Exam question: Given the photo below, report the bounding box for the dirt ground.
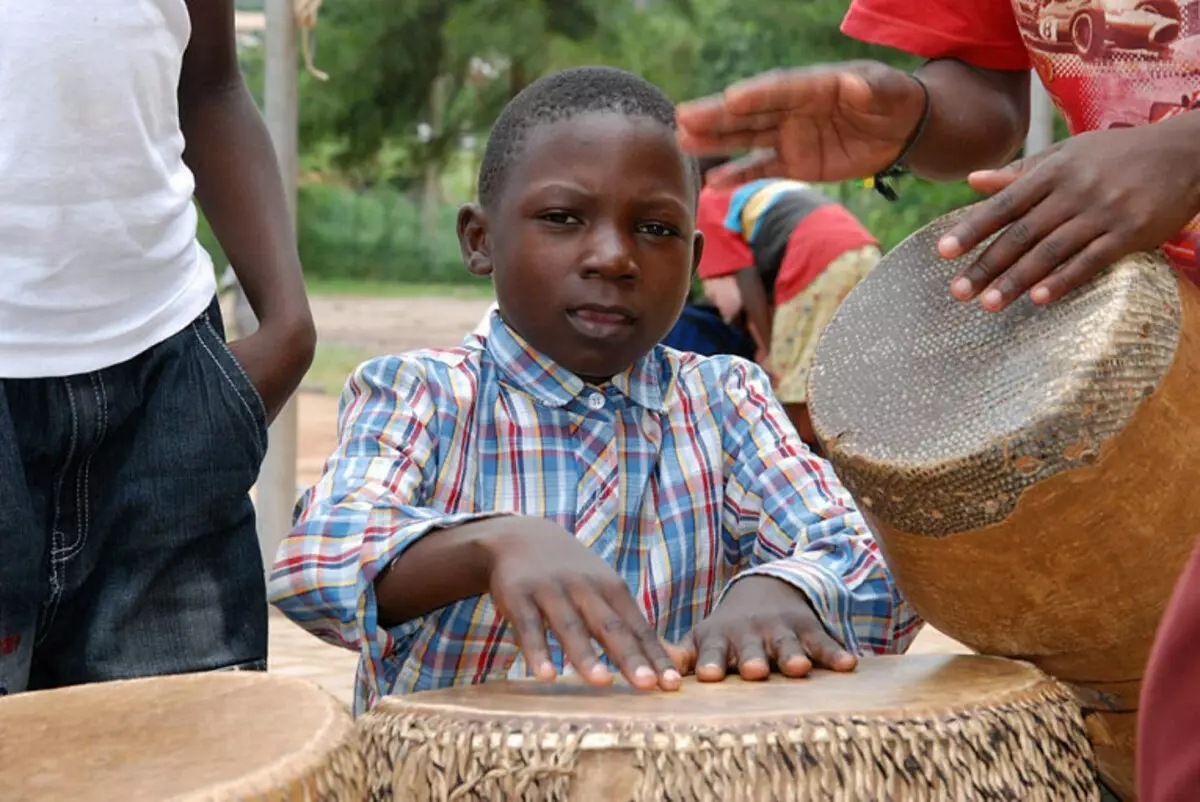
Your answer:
[308,294,493,355]
[295,295,492,487]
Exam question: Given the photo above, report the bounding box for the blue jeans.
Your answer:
[0,297,269,694]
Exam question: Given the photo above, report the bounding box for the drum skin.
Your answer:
[359,654,1098,801]
[808,208,1200,800]
[0,672,367,801]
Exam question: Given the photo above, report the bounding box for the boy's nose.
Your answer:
[579,225,639,280]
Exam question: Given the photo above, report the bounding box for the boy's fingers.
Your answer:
[767,627,813,678]
[504,593,556,682]
[695,632,732,682]
[599,582,683,690]
[663,637,697,676]
[572,585,660,691]
[733,634,770,681]
[536,586,611,687]
[800,628,857,672]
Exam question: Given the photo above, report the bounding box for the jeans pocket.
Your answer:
[191,308,269,454]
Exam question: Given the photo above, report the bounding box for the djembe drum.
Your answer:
[0,672,367,800]
[358,654,1098,801]
[807,207,1200,800]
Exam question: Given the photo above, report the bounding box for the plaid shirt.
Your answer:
[269,312,922,714]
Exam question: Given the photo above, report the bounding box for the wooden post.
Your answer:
[1026,70,1055,157]
[254,0,300,574]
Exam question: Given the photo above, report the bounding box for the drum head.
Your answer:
[0,672,364,801]
[383,654,1051,724]
[808,206,1181,536]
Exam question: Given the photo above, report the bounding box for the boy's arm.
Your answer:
[718,360,922,655]
[268,356,504,660]
[179,0,315,420]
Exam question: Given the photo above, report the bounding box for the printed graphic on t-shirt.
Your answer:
[1009,0,1200,274]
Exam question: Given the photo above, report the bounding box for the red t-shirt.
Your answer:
[842,0,1200,283]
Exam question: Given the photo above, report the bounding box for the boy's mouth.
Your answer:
[567,304,636,338]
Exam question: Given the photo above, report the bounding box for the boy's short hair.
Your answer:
[478,66,700,209]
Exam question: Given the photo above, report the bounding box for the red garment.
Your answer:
[841,0,1200,283]
[1139,540,1200,802]
[774,207,878,304]
[695,185,878,303]
[696,186,754,280]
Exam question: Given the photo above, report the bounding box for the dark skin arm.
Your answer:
[375,516,683,692]
[675,58,1029,186]
[180,0,316,420]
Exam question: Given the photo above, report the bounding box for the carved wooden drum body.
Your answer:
[808,208,1200,799]
[0,672,367,801]
[360,654,1098,801]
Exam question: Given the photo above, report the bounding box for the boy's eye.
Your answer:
[539,211,581,225]
[638,222,678,238]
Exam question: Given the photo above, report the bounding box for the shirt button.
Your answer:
[586,392,605,410]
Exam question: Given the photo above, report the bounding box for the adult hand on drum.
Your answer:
[479,517,683,692]
[939,116,1200,311]
[665,577,857,681]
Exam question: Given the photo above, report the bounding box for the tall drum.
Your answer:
[0,672,366,800]
[807,207,1200,799]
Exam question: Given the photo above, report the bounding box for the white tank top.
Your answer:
[0,0,217,377]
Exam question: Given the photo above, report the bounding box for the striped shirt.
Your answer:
[269,311,922,714]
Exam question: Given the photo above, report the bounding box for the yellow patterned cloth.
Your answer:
[768,245,881,404]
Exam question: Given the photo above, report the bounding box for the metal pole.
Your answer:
[1026,70,1055,157]
[256,0,300,574]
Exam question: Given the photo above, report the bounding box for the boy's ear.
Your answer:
[690,230,705,277]
[457,203,493,277]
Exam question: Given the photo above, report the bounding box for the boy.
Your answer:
[0,1,314,695]
[269,66,921,715]
[692,157,880,449]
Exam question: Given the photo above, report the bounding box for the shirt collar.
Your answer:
[482,308,667,413]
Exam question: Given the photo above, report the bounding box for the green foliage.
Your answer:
[296,183,464,282]
[214,0,1063,285]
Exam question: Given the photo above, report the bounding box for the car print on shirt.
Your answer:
[1015,0,1182,61]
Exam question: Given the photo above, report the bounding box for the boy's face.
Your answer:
[459,112,702,382]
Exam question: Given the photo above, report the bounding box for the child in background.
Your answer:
[694,159,881,451]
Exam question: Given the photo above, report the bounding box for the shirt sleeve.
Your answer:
[697,187,755,280]
[717,358,923,654]
[841,0,1031,71]
[267,355,503,699]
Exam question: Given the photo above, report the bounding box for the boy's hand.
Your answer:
[939,115,1200,311]
[675,62,927,187]
[666,577,856,681]
[478,517,682,692]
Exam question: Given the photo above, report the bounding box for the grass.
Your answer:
[304,277,495,299]
[303,341,377,397]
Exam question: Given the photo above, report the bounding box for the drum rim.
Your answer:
[0,672,360,799]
